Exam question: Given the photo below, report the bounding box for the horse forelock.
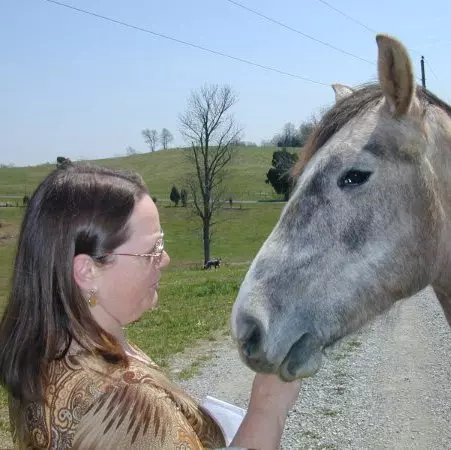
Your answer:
[291,84,451,180]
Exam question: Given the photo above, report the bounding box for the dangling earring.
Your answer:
[88,288,98,308]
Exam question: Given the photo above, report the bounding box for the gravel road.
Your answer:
[170,286,451,449]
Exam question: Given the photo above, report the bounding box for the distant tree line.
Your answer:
[121,128,175,157]
[264,109,326,200]
[269,111,325,150]
[141,128,174,152]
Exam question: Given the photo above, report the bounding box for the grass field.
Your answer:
[0,191,285,441]
[0,145,285,201]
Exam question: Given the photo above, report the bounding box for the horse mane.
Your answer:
[291,83,451,178]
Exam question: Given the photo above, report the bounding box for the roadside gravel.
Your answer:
[170,286,451,449]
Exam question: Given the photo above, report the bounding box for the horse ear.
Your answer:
[376,34,415,117]
[331,84,354,103]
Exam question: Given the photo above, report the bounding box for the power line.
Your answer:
[313,0,425,58]
[225,0,375,66]
[226,0,424,89]
[314,0,377,34]
[314,0,429,85]
[417,38,451,49]
[424,59,451,102]
[425,60,440,82]
[41,0,329,86]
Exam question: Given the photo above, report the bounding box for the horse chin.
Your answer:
[278,332,323,381]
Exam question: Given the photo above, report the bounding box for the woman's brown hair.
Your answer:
[0,163,148,403]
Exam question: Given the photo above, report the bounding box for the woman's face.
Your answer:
[95,194,170,325]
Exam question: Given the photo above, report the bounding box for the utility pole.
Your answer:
[421,56,426,89]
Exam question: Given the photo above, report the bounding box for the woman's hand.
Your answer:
[230,373,302,449]
[248,373,302,418]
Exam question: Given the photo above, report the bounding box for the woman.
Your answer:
[0,163,300,449]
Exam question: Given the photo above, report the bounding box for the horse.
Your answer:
[204,258,221,270]
[231,34,451,382]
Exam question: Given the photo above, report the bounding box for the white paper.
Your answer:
[201,395,247,446]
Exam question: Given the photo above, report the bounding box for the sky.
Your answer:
[2,0,451,166]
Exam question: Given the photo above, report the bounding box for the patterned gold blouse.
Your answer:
[8,345,226,449]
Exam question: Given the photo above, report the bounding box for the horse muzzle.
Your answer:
[235,315,324,380]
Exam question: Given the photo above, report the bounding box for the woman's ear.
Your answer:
[73,254,96,292]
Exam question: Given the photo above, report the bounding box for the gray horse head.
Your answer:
[232,34,451,381]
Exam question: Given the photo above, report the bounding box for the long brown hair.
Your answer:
[0,163,148,403]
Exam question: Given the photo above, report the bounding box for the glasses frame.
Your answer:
[95,231,165,264]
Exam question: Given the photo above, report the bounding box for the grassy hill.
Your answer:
[0,145,286,201]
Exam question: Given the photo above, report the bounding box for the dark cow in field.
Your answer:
[204,258,221,270]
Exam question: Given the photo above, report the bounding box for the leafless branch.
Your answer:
[178,84,241,263]
[186,176,204,220]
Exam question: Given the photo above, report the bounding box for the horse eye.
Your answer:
[338,170,372,188]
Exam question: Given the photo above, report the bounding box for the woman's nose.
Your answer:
[160,250,170,268]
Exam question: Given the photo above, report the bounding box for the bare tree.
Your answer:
[160,128,174,150]
[179,84,242,265]
[299,108,327,144]
[141,128,158,152]
[126,146,137,156]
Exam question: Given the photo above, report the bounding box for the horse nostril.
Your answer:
[239,317,263,358]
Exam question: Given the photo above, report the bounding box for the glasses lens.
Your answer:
[159,238,164,253]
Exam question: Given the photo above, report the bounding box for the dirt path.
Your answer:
[172,287,451,449]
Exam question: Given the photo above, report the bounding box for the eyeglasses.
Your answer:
[95,231,165,265]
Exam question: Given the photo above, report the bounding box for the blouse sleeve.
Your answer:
[71,381,207,449]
